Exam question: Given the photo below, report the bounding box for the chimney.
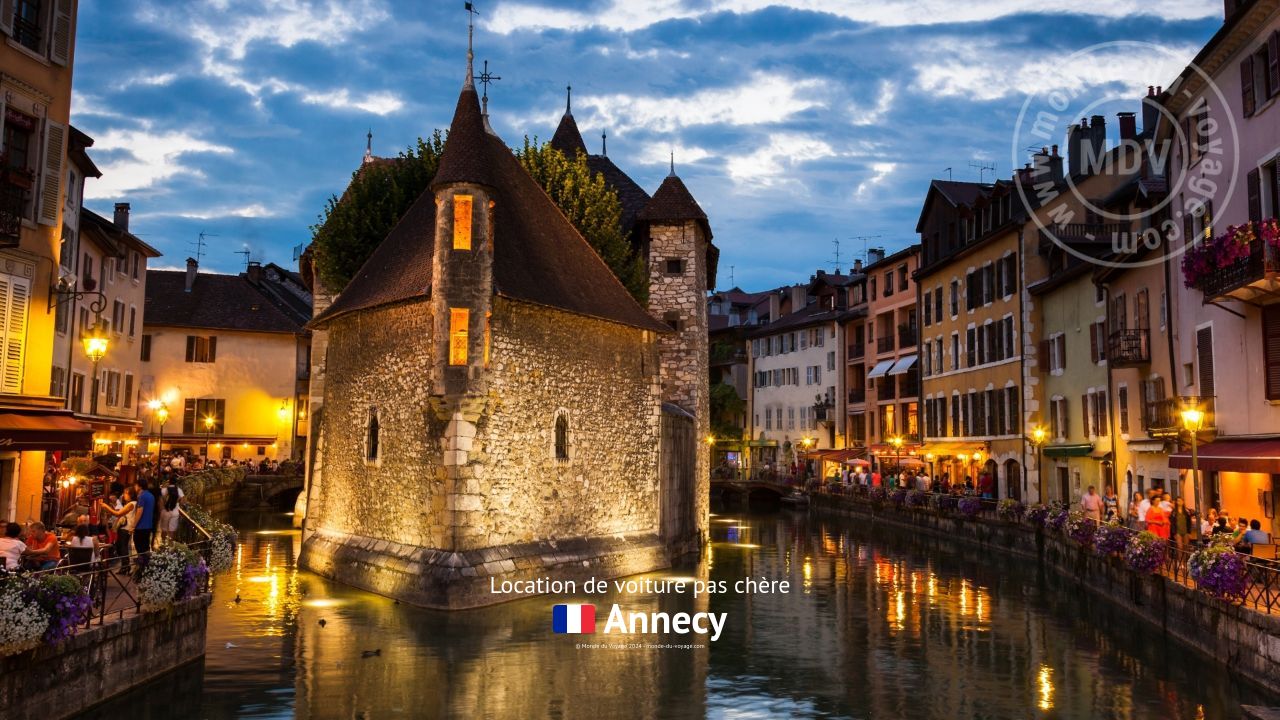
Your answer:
[1142,86,1161,137]
[113,203,130,232]
[1118,112,1137,142]
[1067,119,1087,178]
[185,257,198,293]
[867,247,886,265]
[853,258,863,273]
[768,292,781,323]
[1030,146,1064,187]
[790,284,808,309]
[246,260,263,285]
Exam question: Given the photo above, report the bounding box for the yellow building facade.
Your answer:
[0,1,87,523]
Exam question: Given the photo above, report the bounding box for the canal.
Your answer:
[80,508,1274,719]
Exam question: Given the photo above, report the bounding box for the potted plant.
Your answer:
[1123,531,1167,575]
[1188,540,1249,599]
[997,498,1025,521]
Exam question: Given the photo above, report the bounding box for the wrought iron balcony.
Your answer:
[878,379,897,401]
[848,343,865,361]
[876,336,895,355]
[1194,239,1280,305]
[899,376,919,398]
[898,327,917,348]
[847,388,866,404]
[1107,328,1150,367]
[1144,396,1215,437]
[0,170,31,247]
[1052,222,1130,244]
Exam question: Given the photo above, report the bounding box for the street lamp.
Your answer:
[925,452,936,485]
[203,415,217,459]
[889,435,904,479]
[1181,403,1205,519]
[150,400,169,461]
[82,318,108,416]
[1029,424,1048,503]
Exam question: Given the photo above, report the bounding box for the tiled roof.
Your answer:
[550,112,589,157]
[145,271,305,334]
[586,154,650,237]
[638,174,709,228]
[314,84,669,334]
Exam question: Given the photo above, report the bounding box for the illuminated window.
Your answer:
[449,308,470,365]
[483,311,491,368]
[453,195,473,250]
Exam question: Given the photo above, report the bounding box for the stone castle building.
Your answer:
[298,67,715,608]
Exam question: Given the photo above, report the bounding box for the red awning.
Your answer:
[0,412,94,452]
[1169,438,1280,474]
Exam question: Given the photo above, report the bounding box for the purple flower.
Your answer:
[958,497,983,517]
[1124,531,1167,575]
[868,487,887,504]
[1189,545,1249,598]
[933,494,958,513]
[1025,504,1050,527]
[997,499,1025,521]
[1045,504,1070,533]
[1093,523,1131,556]
[890,489,908,506]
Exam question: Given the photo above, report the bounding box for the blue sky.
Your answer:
[73,1,1226,290]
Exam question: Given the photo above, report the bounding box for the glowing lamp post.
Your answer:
[204,415,217,459]
[150,400,169,460]
[82,320,109,416]
[1181,404,1205,518]
[889,435,904,480]
[1029,425,1048,503]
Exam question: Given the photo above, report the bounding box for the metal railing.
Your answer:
[1196,239,1280,300]
[1053,222,1130,243]
[1107,328,1150,366]
[848,388,866,404]
[848,344,865,361]
[876,336,895,354]
[898,327,918,348]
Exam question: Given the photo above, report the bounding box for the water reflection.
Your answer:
[81,510,1273,719]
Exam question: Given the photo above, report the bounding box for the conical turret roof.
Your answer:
[432,84,498,190]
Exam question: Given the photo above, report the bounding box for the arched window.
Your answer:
[554,414,568,460]
[366,408,380,462]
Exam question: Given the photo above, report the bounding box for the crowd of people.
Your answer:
[1078,485,1274,555]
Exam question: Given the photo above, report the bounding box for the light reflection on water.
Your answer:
[81,510,1272,719]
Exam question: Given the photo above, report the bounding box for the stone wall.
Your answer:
[301,296,671,607]
[0,595,211,720]
[647,220,710,547]
[811,494,1280,696]
[306,300,446,550]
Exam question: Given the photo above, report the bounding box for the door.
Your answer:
[1057,467,1070,504]
[0,457,14,522]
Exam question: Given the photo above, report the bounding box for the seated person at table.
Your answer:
[1243,519,1271,547]
[60,497,90,528]
[0,522,25,570]
[21,523,60,570]
[68,523,103,564]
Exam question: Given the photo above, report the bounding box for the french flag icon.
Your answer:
[552,604,596,634]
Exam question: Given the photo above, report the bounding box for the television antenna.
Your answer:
[189,231,218,265]
[234,246,252,268]
[849,235,882,266]
[969,160,996,183]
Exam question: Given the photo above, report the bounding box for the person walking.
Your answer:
[1127,491,1144,530]
[99,489,137,571]
[1103,486,1119,522]
[1170,496,1195,551]
[1081,486,1103,522]
[158,476,185,544]
[1145,498,1171,540]
[133,479,157,556]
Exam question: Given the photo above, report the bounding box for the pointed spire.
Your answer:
[433,76,497,190]
[669,151,675,177]
[363,129,374,164]
[602,130,607,157]
[464,2,478,89]
[550,85,588,157]
[566,84,572,115]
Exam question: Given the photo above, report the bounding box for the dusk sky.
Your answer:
[73,1,1226,290]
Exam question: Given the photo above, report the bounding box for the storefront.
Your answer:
[0,408,94,524]
[1170,438,1280,535]
[1041,444,1113,504]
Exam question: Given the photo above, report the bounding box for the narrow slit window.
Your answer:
[483,311,492,368]
[367,408,380,461]
[449,308,470,365]
[453,195,473,250]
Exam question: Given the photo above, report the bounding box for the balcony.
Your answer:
[1108,329,1150,367]
[898,326,917,348]
[899,376,919,398]
[848,343,865,362]
[876,336,895,355]
[848,388,866,405]
[1194,238,1280,305]
[879,380,897,401]
[1144,396,1216,437]
[1052,222,1131,245]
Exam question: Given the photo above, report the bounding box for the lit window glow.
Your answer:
[453,195,473,250]
[449,308,470,366]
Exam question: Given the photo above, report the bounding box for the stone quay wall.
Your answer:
[811,494,1280,696]
[0,595,212,720]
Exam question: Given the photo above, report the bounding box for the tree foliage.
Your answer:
[517,137,648,303]
[710,381,746,439]
[311,132,446,291]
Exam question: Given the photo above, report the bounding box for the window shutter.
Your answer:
[209,336,217,361]
[1098,390,1108,435]
[0,274,29,394]
[1182,212,1193,247]
[183,399,197,435]
[185,336,195,362]
[1270,32,1280,98]
[1242,55,1257,118]
[1118,387,1129,434]
[0,0,13,36]
[49,0,72,66]
[1038,339,1050,369]
[1181,116,1193,160]
[1196,326,1215,398]
[1090,324,1099,364]
[1264,306,1280,401]
[1082,394,1090,436]
[37,120,67,226]
[1248,168,1262,222]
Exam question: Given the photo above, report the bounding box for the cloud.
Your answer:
[850,81,896,127]
[725,133,836,188]
[488,0,1220,33]
[855,162,898,200]
[301,89,405,115]
[84,126,234,198]
[164,203,278,221]
[638,143,713,168]
[914,39,1201,101]
[578,72,824,134]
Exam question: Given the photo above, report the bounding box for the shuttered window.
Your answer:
[0,271,30,393]
[185,335,217,363]
[1243,54,1257,117]
[1248,168,1262,222]
[1264,306,1280,401]
[1118,386,1129,434]
[38,119,66,226]
[1270,31,1280,100]
[1196,326,1215,399]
